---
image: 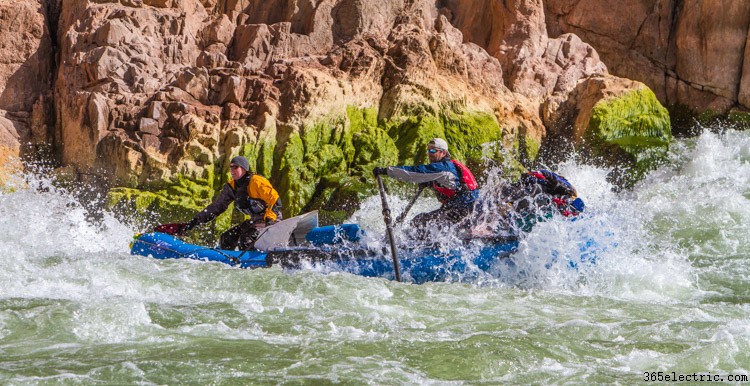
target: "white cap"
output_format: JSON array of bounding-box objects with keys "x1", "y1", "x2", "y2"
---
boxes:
[{"x1": 428, "y1": 138, "x2": 449, "y2": 151}]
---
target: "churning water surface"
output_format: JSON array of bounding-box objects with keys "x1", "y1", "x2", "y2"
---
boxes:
[{"x1": 0, "y1": 129, "x2": 749, "y2": 384}]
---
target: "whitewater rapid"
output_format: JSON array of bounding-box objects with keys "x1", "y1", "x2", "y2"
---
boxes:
[{"x1": 0, "y1": 129, "x2": 748, "y2": 383}]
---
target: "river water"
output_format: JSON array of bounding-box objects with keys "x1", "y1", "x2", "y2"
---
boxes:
[{"x1": 1, "y1": 129, "x2": 748, "y2": 384}]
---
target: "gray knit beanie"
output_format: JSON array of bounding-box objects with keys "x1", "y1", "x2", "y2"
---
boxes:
[{"x1": 230, "y1": 156, "x2": 250, "y2": 172}]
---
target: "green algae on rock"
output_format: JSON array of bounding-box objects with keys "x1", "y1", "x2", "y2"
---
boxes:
[
  {"x1": 587, "y1": 88, "x2": 672, "y2": 185},
  {"x1": 274, "y1": 107, "x2": 398, "y2": 218},
  {"x1": 107, "y1": 173, "x2": 215, "y2": 224},
  {"x1": 107, "y1": 106, "x2": 511, "y2": 229},
  {"x1": 589, "y1": 88, "x2": 671, "y2": 147}
]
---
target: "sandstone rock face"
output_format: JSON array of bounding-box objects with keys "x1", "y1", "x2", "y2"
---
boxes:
[
  {"x1": 546, "y1": 0, "x2": 750, "y2": 114},
  {"x1": 0, "y1": 0, "x2": 56, "y2": 163},
  {"x1": 443, "y1": 0, "x2": 607, "y2": 96},
  {"x1": 50, "y1": 0, "x2": 553, "y2": 217},
  {"x1": 1, "y1": 0, "x2": 677, "y2": 223},
  {"x1": 440, "y1": 0, "x2": 610, "y2": 156}
]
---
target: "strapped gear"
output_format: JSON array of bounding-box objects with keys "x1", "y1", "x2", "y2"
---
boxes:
[
  {"x1": 521, "y1": 169, "x2": 583, "y2": 217},
  {"x1": 522, "y1": 169, "x2": 576, "y2": 197}
]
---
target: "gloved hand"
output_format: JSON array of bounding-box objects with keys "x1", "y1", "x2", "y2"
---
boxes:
[
  {"x1": 154, "y1": 219, "x2": 197, "y2": 236},
  {"x1": 373, "y1": 167, "x2": 388, "y2": 177},
  {"x1": 153, "y1": 223, "x2": 182, "y2": 235},
  {"x1": 177, "y1": 219, "x2": 198, "y2": 235}
]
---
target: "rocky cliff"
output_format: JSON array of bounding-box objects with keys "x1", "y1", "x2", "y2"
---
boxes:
[
  {"x1": 545, "y1": 0, "x2": 750, "y2": 124},
  {"x1": 0, "y1": 0, "x2": 705, "y2": 225}
]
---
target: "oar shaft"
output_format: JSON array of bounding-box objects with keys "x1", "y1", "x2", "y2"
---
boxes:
[
  {"x1": 376, "y1": 175, "x2": 401, "y2": 282},
  {"x1": 394, "y1": 185, "x2": 425, "y2": 225}
]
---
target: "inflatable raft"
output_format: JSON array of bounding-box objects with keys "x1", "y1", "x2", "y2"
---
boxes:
[{"x1": 130, "y1": 212, "x2": 520, "y2": 283}]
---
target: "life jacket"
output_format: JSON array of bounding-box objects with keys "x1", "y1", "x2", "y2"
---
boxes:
[
  {"x1": 228, "y1": 173, "x2": 281, "y2": 221},
  {"x1": 433, "y1": 159, "x2": 479, "y2": 200}
]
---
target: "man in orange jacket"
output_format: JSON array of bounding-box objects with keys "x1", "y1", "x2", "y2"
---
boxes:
[{"x1": 159, "y1": 156, "x2": 282, "y2": 250}]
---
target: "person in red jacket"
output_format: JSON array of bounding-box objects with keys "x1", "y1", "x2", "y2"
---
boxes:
[{"x1": 157, "y1": 156, "x2": 282, "y2": 250}]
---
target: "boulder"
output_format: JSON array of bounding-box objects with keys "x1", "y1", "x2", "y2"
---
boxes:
[{"x1": 562, "y1": 75, "x2": 672, "y2": 186}]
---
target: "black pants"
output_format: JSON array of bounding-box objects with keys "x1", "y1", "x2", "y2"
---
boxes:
[
  {"x1": 409, "y1": 204, "x2": 473, "y2": 239},
  {"x1": 220, "y1": 220, "x2": 264, "y2": 250}
]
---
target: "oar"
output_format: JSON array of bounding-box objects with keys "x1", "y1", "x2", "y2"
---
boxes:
[
  {"x1": 376, "y1": 175, "x2": 401, "y2": 282},
  {"x1": 394, "y1": 185, "x2": 425, "y2": 225}
]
